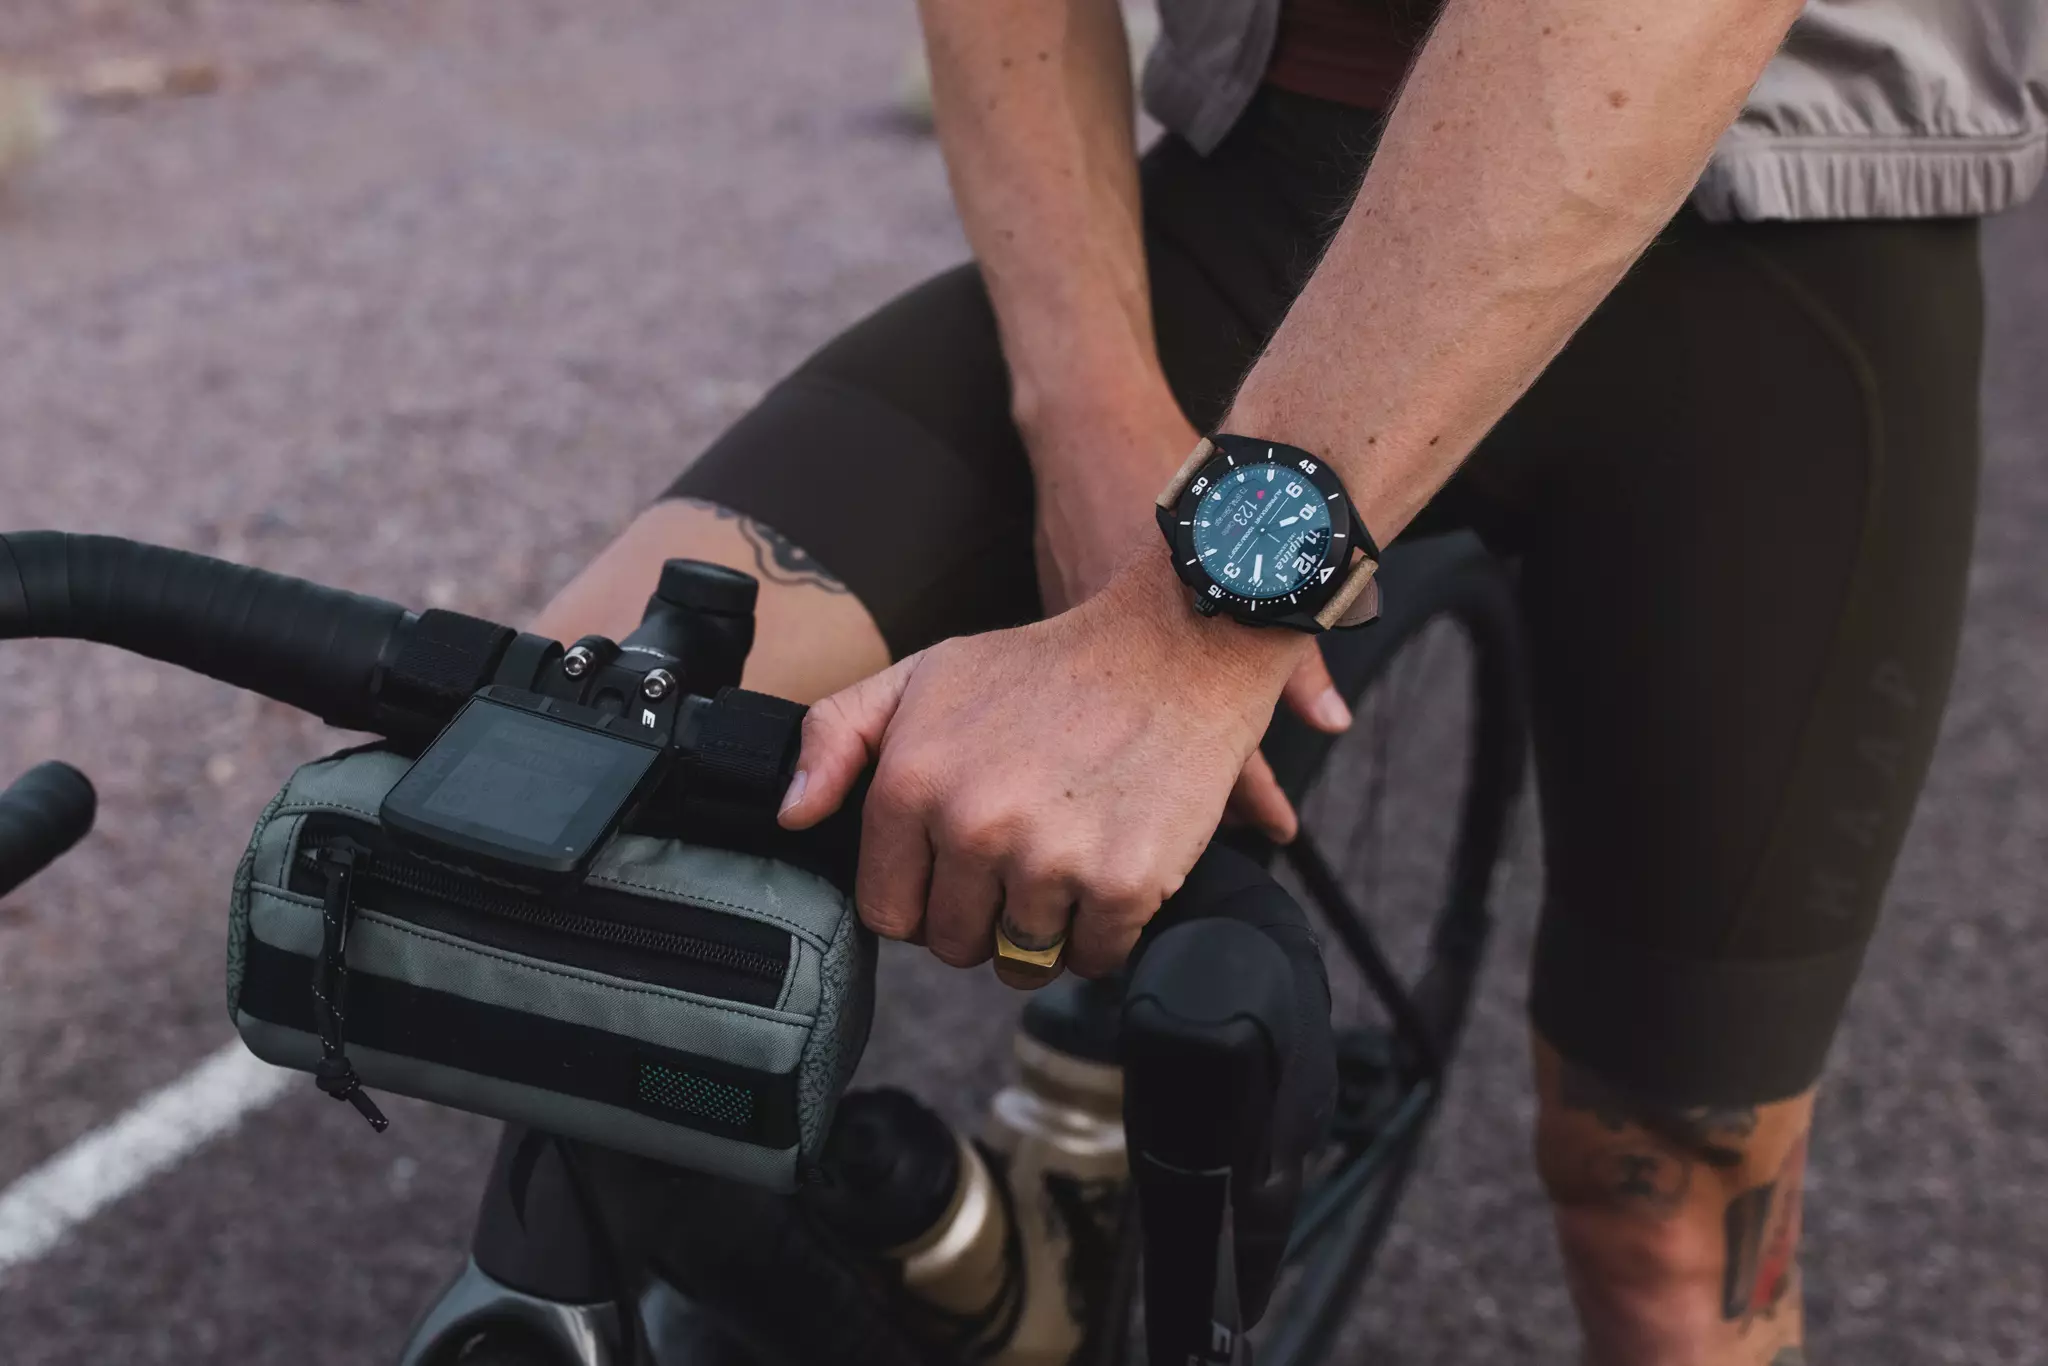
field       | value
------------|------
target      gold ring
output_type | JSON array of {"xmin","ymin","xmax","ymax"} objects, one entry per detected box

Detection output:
[
  {"xmin": 993, "ymin": 922, "xmax": 1068, "ymax": 989},
  {"xmin": 994, "ymin": 924, "xmax": 1068, "ymax": 969}
]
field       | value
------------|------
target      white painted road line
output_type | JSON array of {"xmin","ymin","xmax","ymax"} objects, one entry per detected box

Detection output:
[{"xmin": 0, "ymin": 1043, "xmax": 293, "ymax": 1278}]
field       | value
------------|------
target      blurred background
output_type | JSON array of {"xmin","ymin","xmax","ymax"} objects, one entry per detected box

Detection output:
[{"xmin": 0, "ymin": 1, "xmax": 2041, "ymax": 1362}]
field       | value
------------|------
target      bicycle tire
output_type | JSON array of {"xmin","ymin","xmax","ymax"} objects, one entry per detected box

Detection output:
[{"xmin": 1230, "ymin": 532, "xmax": 1529, "ymax": 1365}]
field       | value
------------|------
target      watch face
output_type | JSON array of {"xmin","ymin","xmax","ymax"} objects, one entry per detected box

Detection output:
[
  {"xmin": 1190, "ymin": 461, "xmax": 1335, "ymax": 599},
  {"xmin": 1160, "ymin": 437, "xmax": 1355, "ymax": 629}
]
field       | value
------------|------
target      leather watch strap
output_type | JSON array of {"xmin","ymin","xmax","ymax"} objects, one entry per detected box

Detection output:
[
  {"xmin": 1315, "ymin": 555, "xmax": 1381, "ymax": 630},
  {"xmin": 1155, "ymin": 437, "xmax": 1215, "ymax": 510}
]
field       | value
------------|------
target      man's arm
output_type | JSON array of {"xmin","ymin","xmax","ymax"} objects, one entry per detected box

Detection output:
[
  {"xmin": 919, "ymin": 0, "xmax": 1351, "ymax": 840},
  {"xmin": 786, "ymin": 0, "xmax": 1807, "ymax": 978},
  {"xmin": 1225, "ymin": 0, "xmax": 1805, "ymax": 540},
  {"xmin": 917, "ymin": 0, "xmax": 1172, "ymax": 450}
]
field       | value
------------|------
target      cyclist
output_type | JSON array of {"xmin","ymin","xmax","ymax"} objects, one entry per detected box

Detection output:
[{"xmin": 534, "ymin": 0, "xmax": 2045, "ymax": 1362}]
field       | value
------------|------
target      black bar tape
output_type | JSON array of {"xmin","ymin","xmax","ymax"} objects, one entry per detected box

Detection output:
[
  {"xmin": 0, "ymin": 763, "xmax": 97, "ymax": 899},
  {"xmin": 0, "ymin": 532, "xmax": 410, "ymax": 731}
]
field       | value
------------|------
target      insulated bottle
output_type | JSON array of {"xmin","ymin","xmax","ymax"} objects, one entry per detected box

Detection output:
[
  {"xmin": 978, "ymin": 994, "xmax": 1129, "ymax": 1364},
  {"xmin": 811, "ymin": 976, "xmax": 1130, "ymax": 1363}
]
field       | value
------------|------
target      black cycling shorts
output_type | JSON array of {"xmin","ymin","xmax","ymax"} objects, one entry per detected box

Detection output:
[{"xmin": 670, "ymin": 88, "xmax": 1984, "ymax": 1108}]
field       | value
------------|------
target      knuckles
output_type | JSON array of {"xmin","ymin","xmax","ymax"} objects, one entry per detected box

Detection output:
[
  {"xmin": 855, "ymin": 898, "xmax": 919, "ymax": 942},
  {"xmin": 932, "ymin": 799, "xmax": 1022, "ymax": 865},
  {"xmin": 1084, "ymin": 866, "xmax": 1163, "ymax": 912},
  {"xmin": 927, "ymin": 934, "xmax": 991, "ymax": 970}
]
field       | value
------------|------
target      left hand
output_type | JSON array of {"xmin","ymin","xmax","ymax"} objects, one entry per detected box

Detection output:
[{"xmin": 777, "ymin": 555, "xmax": 1307, "ymax": 980}]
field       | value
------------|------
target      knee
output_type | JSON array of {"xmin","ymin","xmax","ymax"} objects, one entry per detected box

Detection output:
[
  {"xmin": 1532, "ymin": 1041, "xmax": 1813, "ymax": 1318},
  {"xmin": 1535, "ymin": 1084, "xmax": 1728, "ymax": 1290}
]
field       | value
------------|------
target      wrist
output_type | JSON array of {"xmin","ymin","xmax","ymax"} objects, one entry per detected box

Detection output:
[
  {"xmin": 1012, "ymin": 353, "xmax": 1185, "ymax": 453},
  {"xmin": 1104, "ymin": 551, "xmax": 1310, "ymax": 699}
]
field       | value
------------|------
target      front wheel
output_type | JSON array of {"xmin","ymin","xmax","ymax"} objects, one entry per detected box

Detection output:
[{"xmin": 1249, "ymin": 532, "xmax": 1530, "ymax": 1364}]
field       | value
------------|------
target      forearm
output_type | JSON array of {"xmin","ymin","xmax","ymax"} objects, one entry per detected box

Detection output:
[
  {"xmin": 1226, "ymin": 0, "xmax": 1803, "ymax": 542},
  {"xmin": 918, "ymin": 0, "xmax": 1180, "ymax": 439}
]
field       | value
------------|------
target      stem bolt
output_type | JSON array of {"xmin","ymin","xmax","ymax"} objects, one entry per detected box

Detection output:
[
  {"xmin": 642, "ymin": 669, "xmax": 677, "ymax": 702},
  {"xmin": 563, "ymin": 645, "xmax": 596, "ymax": 679}
]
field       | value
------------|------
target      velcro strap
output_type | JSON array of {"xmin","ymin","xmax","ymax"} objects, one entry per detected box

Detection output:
[
  {"xmin": 383, "ymin": 610, "xmax": 516, "ymax": 713},
  {"xmin": 682, "ymin": 689, "xmax": 807, "ymax": 803}
]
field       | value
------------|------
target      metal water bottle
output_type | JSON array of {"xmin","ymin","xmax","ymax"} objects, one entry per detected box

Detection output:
[
  {"xmin": 978, "ymin": 975, "xmax": 1129, "ymax": 1365},
  {"xmin": 811, "ymin": 976, "xmax": 1129, "ymax": 1363},
  {"xmin": 812, "ymin": 1085, "xmax": 1019, "ymax": 1359}
]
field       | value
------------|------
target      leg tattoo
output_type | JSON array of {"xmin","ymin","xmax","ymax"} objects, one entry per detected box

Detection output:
[
  {"xmin": 1584, "ymin": 1147, "xmax": 1694, "ymax": 1218},
  {"xmin": 676, "ymin": 498, "xmax": 850, "ymax": 595},
  {"xmin": 1558, "ymin": 1060, "xmax": 1765, "ymax": 1218},
  {"xmin": 1560, "ymin": 1060, "xmax": 1760, "ymax": 1168},
  {"xmin": 1721, "ymin": 1133, "xmax": 1807, "ymax": 1325},
  {"xmin": 1544, "ymin": 1054, "xmax": 1812, "ymax": 1362}
]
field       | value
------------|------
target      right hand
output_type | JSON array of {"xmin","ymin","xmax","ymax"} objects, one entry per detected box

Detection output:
[
  {"xmin": 1023, "ymin": 394, "xmax": 1355, "ymax": 843},
  {"xmin": 780, "ymin": 554, "xmax": 1305, "ymax": 979}
]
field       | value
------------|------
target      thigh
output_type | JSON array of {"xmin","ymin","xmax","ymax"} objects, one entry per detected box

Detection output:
[
  {"xmin": 669, "ymin": 97, "xmax": 1373, "ymax": 661},
  {"xmin": 669, "ymin": 264, "xmax": 1039, "ymax": 661},
  {"xmin": 1487, "ymin": 212, "xmax": 1985, "ymax": 1107}
]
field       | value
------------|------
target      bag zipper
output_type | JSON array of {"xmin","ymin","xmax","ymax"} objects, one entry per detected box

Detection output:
[
  {"xmin": 295, "ymin": 828, "xmax": 788, "ymax": 989},
  {"xmin": 310, "ymin": 838, "xmax": 389, "ymax": 1132}
]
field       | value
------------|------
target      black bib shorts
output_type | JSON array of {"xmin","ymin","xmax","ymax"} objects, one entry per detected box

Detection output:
[{"xmin": 670, "ymin": 89, "xmax": 1984, "ymax": 1108}]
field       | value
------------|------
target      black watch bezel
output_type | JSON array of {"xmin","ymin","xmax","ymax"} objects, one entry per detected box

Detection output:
[{"xmin": 1155, "ymin": 435, "xmax": 1359, "ymax": 632}]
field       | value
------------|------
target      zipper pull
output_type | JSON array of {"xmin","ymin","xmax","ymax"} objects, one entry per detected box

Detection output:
[
  {"xmin": 312, "ymin": 840, "xmax": 389, "ymax": 1133},
  {"xmin": 316, "ymin": 1057, "xmax": 389, "ymax": 1131}
]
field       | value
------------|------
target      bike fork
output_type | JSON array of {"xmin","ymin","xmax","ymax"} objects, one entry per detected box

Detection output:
[{"xmin": 400, "ymin": 1126, "xmax": 629, "ymax": 1365}]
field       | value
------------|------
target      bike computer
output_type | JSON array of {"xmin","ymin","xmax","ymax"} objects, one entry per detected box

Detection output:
[{"xmin": 381, "ymin": 691, "xmax": 665, "ymax": 887}]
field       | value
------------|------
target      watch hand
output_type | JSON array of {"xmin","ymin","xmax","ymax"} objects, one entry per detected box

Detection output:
[
  {"xmin": 1253, "ymin": 554, "xmax": 1263, "ymax": 585},
  {"xmin": 1278, "ymin": 515, "xmax": 1299, "ymax": 527}
]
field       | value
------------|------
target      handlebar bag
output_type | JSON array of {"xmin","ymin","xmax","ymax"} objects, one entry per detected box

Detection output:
[{"xmin": 226, "ymin": 746, "xmax": 875, "ymax": 1192}]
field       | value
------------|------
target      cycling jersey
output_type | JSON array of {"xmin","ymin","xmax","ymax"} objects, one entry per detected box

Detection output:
[
  {"xmin": 1147, "ymin": 0, "xmax": 2048, "ymax": 221},
  {"xmin": 669, "ymin": 87, "xmax": 1983, "ymax": 1107}
]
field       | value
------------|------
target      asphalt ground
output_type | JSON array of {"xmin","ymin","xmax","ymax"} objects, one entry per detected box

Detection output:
[{"xmin": 0, "ymin": 2, "xmax": 2042, "ymax": 1361}]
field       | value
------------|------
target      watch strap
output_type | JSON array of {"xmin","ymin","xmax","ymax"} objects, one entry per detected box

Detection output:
[
  {"xmin": 1322, "ymin": 501, "xmax": 1383, "ymax": 629},
  {"xmin": 1315, "ymin": 555, "xmax": 1381, "ymax": 630},
  {"xmin": 1155, "ymin": 437, "xmax": 1215, "ymax": 510}
]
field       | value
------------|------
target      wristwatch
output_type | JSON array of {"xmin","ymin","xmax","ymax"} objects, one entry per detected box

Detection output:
[{"xmin": 1154, "ymin": 434, "xmax": 1381, "ymax": 631}]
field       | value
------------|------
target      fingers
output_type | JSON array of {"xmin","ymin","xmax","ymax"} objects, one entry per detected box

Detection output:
[
  {"xmin": 1066, "ymin": 884, "xmax": 1154, "ymax": 981},
  {"xmin": 780, "ymin": 652, "xmax": 923, "ymax": 830},
  {"xmin": 852, "ymin": 777, "xmax": 933, "ymax": 943},
  {"xmin": 1227, "ymin": 750, "xmax": 1299, "ymax": 844},
  {"xmin": 924, "ymin": 852, "xmax": 1001, "ymax": 969},
  {"xmin": 1281, "ymin": 645, "xmax": 1352, "ymax": 735}
]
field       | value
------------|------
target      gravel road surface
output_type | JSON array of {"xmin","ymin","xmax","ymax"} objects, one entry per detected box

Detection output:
[{"xmin": 0, "ymin": 2, "xmax": 2042, "ymax": 1362}]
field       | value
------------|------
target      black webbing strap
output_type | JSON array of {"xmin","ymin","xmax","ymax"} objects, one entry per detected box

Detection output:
[
  {"xmin": 380, "ymin": 609, "xmax": 517, "ymax": 720},
  {"xmin": 679, "ymin": 689, "xmax": 807, "ymax": 806}
]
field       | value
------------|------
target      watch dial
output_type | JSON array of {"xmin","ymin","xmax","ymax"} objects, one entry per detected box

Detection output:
[{"xmin": 1190, "ymin": 461, "xmax": 1335, "ymax": 599}]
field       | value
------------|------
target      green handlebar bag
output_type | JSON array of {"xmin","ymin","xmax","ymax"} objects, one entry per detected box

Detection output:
[{"xmin": 227, "ymin": 746, "xmax": 875, "ymax": 1192}]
